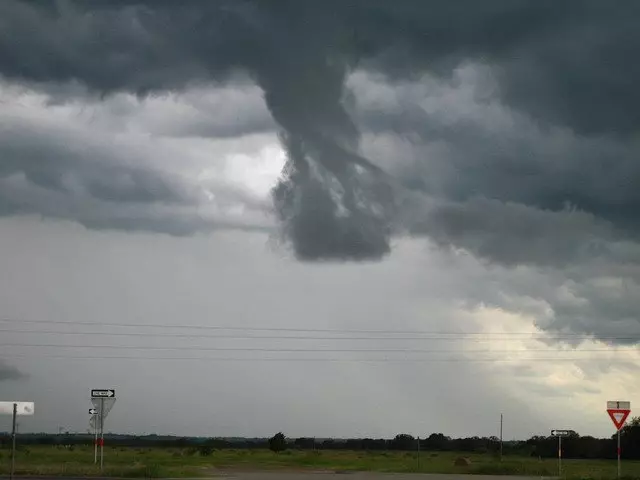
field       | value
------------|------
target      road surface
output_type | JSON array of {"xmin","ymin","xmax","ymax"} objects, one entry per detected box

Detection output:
[{"xmin": 1, "ymin": 474, "xmax": 549, "ymax": 480}]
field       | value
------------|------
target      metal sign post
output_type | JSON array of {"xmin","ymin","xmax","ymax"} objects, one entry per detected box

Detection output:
[
  {"xmin": 0, "ymin": 401, "xmax": 35, "ymax": 480},
  {"xmin": 89, "ymin": 408, "xmax": 98, "ymax": 464},
  {"xmin": 499, "ymin": 414, "xmax": 503, "ymax": 462},
  {"xmin": 607, "ymin": 401, "xmax": 631, "ymax": 480},
  {"xmin": 11, "ymin": 403, "xmax": 17, "ymax": 480},
  {"xmin": 90, "ymin": 389, "xmax": 116, "ymax": 472},
  {"xmin": 100, "ymin": 397, "xmax": 105, "ymax": 471},
  {"xmin": 551, "ymin": 430, "xmax": 573, "ymax": 477}
]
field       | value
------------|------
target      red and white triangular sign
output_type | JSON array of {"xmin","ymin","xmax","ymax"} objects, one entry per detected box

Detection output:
[{"xmin": 607, "ymin": 409, "xmax": 630, "ymax": 430}]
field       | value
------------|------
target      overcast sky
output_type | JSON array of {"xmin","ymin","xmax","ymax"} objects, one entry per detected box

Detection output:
[{"xmin": 1, "ymin": 0, "xmax": 640, "ymax": 439}]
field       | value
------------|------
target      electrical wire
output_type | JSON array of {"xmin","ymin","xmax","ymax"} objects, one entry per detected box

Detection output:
[
  {"xmin": 1, "ymin": 352, "xmax": 629, "ymax": 363},
  {"xmin": 0, "ymin": 317, "xmax": 622, "ymax": 337},
  {"xmin": 1, "ymin": 342, "xmax": 638, "ymax": 353},
  {"xmin": 2, "ymin": 327, "xmax": 633, "ymax": 342}
]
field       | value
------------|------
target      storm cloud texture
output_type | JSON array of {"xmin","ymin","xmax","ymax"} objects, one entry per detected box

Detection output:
[
  {"xmin": 2, "ymin": 0, "xmax": 640, "ymax": 344},
  {"xmin": 1, "ymin": 0, "xmax": 639, "ymax": 261},
  {"xmin": 0, "ymin": 360, "xmax": 26, "ymax": 382}
]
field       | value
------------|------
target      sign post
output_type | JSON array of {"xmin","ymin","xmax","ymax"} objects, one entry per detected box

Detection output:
[
  {"xmin": 0, "ymin": 401, "xmax": 35, "ymax": 480},
  {"xmin": 11, "ymin": 403, "xmax": 17, "ymax": 480},
  {"xmin": 89, "ymin": 408, "xmax": 98, "ymax": 464},
  {"xmin": 607, "ymin": 401, "xmax": 631, "ymax": 480},
  {"xmin": 91, "ymin": 389, "xmax": 116, "ymax": 472},
  {"xmin": 551, "ymin": 430, "xmax": 574, "ymax": 477}
]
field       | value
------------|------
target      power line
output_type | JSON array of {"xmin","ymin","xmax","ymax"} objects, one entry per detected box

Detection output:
[
  {"xmin": 2, "ymin": 327, "xmax": 633, "ymax": 342},
  {"xmin": 1, "ymin": 342, "xmax": 637, "ymax": 353},
  {"xmin": 1, "ymin": 352, "xmax": 629, "ymax": 363},
  {"xmin": 0, "ymin": 317, "xmax": 636, "ymax": 339}
]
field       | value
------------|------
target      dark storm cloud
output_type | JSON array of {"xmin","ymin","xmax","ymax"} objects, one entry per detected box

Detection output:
[
  {"xmin": 1, "ymin": 0, "xmax": 639, "ymax": 262},
  {"xmin": 0, "ymin": 360, "xmax": 26, "ymax": 381},
  {"xmin": 0, "ymin": 112, "xmax": 273, "ymax": 234}
]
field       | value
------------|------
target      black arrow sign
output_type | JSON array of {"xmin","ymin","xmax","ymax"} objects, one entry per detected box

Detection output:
[
  {"xmin": 551, "ymin": 429, "xmax": 573, "ymax": 436},
  {"xmin": 89, "ymin": 408, "xmax": 98, "ymax": 415},
  {"xmin": 91, "ymin": 389, "xmax": 115, "ymax": 398}
]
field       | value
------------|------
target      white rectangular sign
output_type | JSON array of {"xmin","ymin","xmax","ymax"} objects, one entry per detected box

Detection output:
[
  {"xmin": 0, "ymin": 401, "xmax": 35, "ymax": 416},
  {"xmin": 607, "ymin": 401, "xmax": 631, "ymax": 410}
]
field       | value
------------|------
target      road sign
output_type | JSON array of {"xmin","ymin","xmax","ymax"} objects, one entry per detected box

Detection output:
[
  {"xmin": 550, "ymin": 429, "xmax": 574, "ymax": 476},
  {"xmin": 0, "ymin": 402, "xmax": 34, "ymax": 416},
  {"xmin": 608, "ymin": 409, "xmax": 631, "ymax": 431},
  {"xmin": 607, "ymin": 400, "xmax": 631, "ymax": 479},
  {"xmin": 607, "ymin": 400, "xmax": 631, "ymax": 431},
  {"xmin": 90, "ymin": 389, "xmax": 117, "ymax": 471},
  {"xmin": 89, "ymin": 408, "xmax": 98, "ymax": 415},
  {"xmin": 91, "ymin": 397, "xmax": 116, "ymax": 419},
  {"xmin": 91, "ymin": 389, "xmax": 115, "ymax": 398},
  {"xmin": 0, "ymin": 401, "xmax": 35, "ymax": 480}
]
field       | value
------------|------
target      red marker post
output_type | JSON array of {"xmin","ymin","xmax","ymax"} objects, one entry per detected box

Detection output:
[{"xmin": 606, "ymin": 400, "xmax": 631, "ymax": 479}]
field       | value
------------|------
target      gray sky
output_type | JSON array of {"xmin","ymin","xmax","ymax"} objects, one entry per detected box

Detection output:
[{"xmin": 1, "ymin": 0, "xmax": 640, "ymax": 439}]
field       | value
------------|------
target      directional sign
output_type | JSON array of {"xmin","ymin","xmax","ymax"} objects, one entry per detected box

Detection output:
[
  {"xmin": 91, "ymin": 389, "xmax": 115, "ymax": 398},
  {"xmin": 551, "ymin": 429, "xmax": 574, "ymax": 437},
  {"xmin": 0, "ymin": 401, "xmax": 34, "ymax": 416},
  {"xmin": 89, "ymin": 408, "xmax": 98, "ymax": 415},
  {"xmin": 607, "ymin": 400, "xmax": 631, "ymax": 431}
]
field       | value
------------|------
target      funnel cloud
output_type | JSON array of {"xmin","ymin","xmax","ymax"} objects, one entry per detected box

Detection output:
[{"xmin": 2, "ymin": 0, "xmax": 639, "ymax": 263}]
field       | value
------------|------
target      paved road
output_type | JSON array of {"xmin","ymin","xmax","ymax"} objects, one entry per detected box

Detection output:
[{"xmin": 1, "ymin": 475, "xmax": 549, "ymax": 480}]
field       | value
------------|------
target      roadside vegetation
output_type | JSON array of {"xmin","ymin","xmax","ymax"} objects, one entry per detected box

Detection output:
[{"xmin": 2, "ymin": 444, "xmax": 640, "ymax": 478}]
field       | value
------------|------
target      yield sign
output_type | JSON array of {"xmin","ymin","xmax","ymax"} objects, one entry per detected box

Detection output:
[{"xmin": 607, "ymin": 409, "xmax": 630, "ymax": 431}]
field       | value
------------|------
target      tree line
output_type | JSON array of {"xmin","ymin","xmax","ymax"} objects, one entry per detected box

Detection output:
[{"xmin": 2, "ymin": 417, "xmax": 639, "ymax": 460}]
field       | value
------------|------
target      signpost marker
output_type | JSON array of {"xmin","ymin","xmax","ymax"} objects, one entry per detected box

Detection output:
[
  {"xmin": 11, "ymin": 403, "xmax": 17, "ymax": 480},
  {"xmin": 0, "ymin": 401, "xmax": 35, "ymax": 480},
  {"xmin": 551, "ymin": 430, "xmax": 574, "ymax": 477},
  {"xmin": 91, "ymin": 389, "xmax": 116, "ymax": 471},
  {"xmin": 607, "ymin": 401, "xmax": 631, "ymax": 479},
  {"xmin": 89, "ymin": 408, "xmax": 99, "ymax": 464}
]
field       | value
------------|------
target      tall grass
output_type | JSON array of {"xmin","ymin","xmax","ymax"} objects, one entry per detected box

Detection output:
[{"xmin": 2, "ymin": 445, "xmax": 640, "ymax": 478}]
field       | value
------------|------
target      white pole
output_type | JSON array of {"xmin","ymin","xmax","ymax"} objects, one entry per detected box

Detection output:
[
  {"xmin": 617, "ymin": 429, "xmax": 621, "ymax": 479},
  {"xmin": 94, "ymin": 415, "xmax": 98, "ymax": 464},
  {"xmin": 10, "ymin": 403, "xmax": 17, "ymax": 480},
  {"xmin": 100, "ymin": 398, "xmax": 105, "ymax": 471},
  {"xmin": 499, "ymin": 413, "xmax": 503, "ymax": 461},
  {"xmin": 558, "ymin": 435, "xmax": 562, "ymax": 477}
]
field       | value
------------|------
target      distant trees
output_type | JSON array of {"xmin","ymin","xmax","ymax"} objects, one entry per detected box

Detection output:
[
  {"xmin": 391, "ymin": 434, "xmax": 416, "ymax": 451},
  {"xmin": 4, "ymin": 418, "xmax": 640, "ymax": 460},
  {"xmin": 268, "ymin": 432, "xmax": 287, "ymax": 453}
]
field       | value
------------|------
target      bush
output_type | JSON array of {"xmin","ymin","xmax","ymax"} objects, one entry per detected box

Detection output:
[
  {"xmin": 269, "ymin": 432, "xmax": 287, "ymax": 453},
  {"xmin": 198, "ymin": 445, "xmax": 214, "ymax": 456}
]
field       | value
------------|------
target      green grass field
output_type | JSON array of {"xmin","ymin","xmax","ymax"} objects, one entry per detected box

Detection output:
[{"xmin": 2, "ymin": 445, "xmax": 640, "ymax": 478}]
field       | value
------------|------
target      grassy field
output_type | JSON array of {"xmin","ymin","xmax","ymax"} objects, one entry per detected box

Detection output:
[{"xmin": 1, "ymin": 445, "xmax": 640, "ymax": 478}]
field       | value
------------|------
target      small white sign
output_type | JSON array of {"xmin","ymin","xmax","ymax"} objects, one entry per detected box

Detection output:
[
  {"xmin": 607, "ymin": 401, "xmax": 631, "ymax": 410},
  {"xmin": 91, "ymin": 389, "xmax": 115, "ymax": 398},
  {"xmin": 0, "ymin": 401, "xmax": 35, "ymax": 416}
]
